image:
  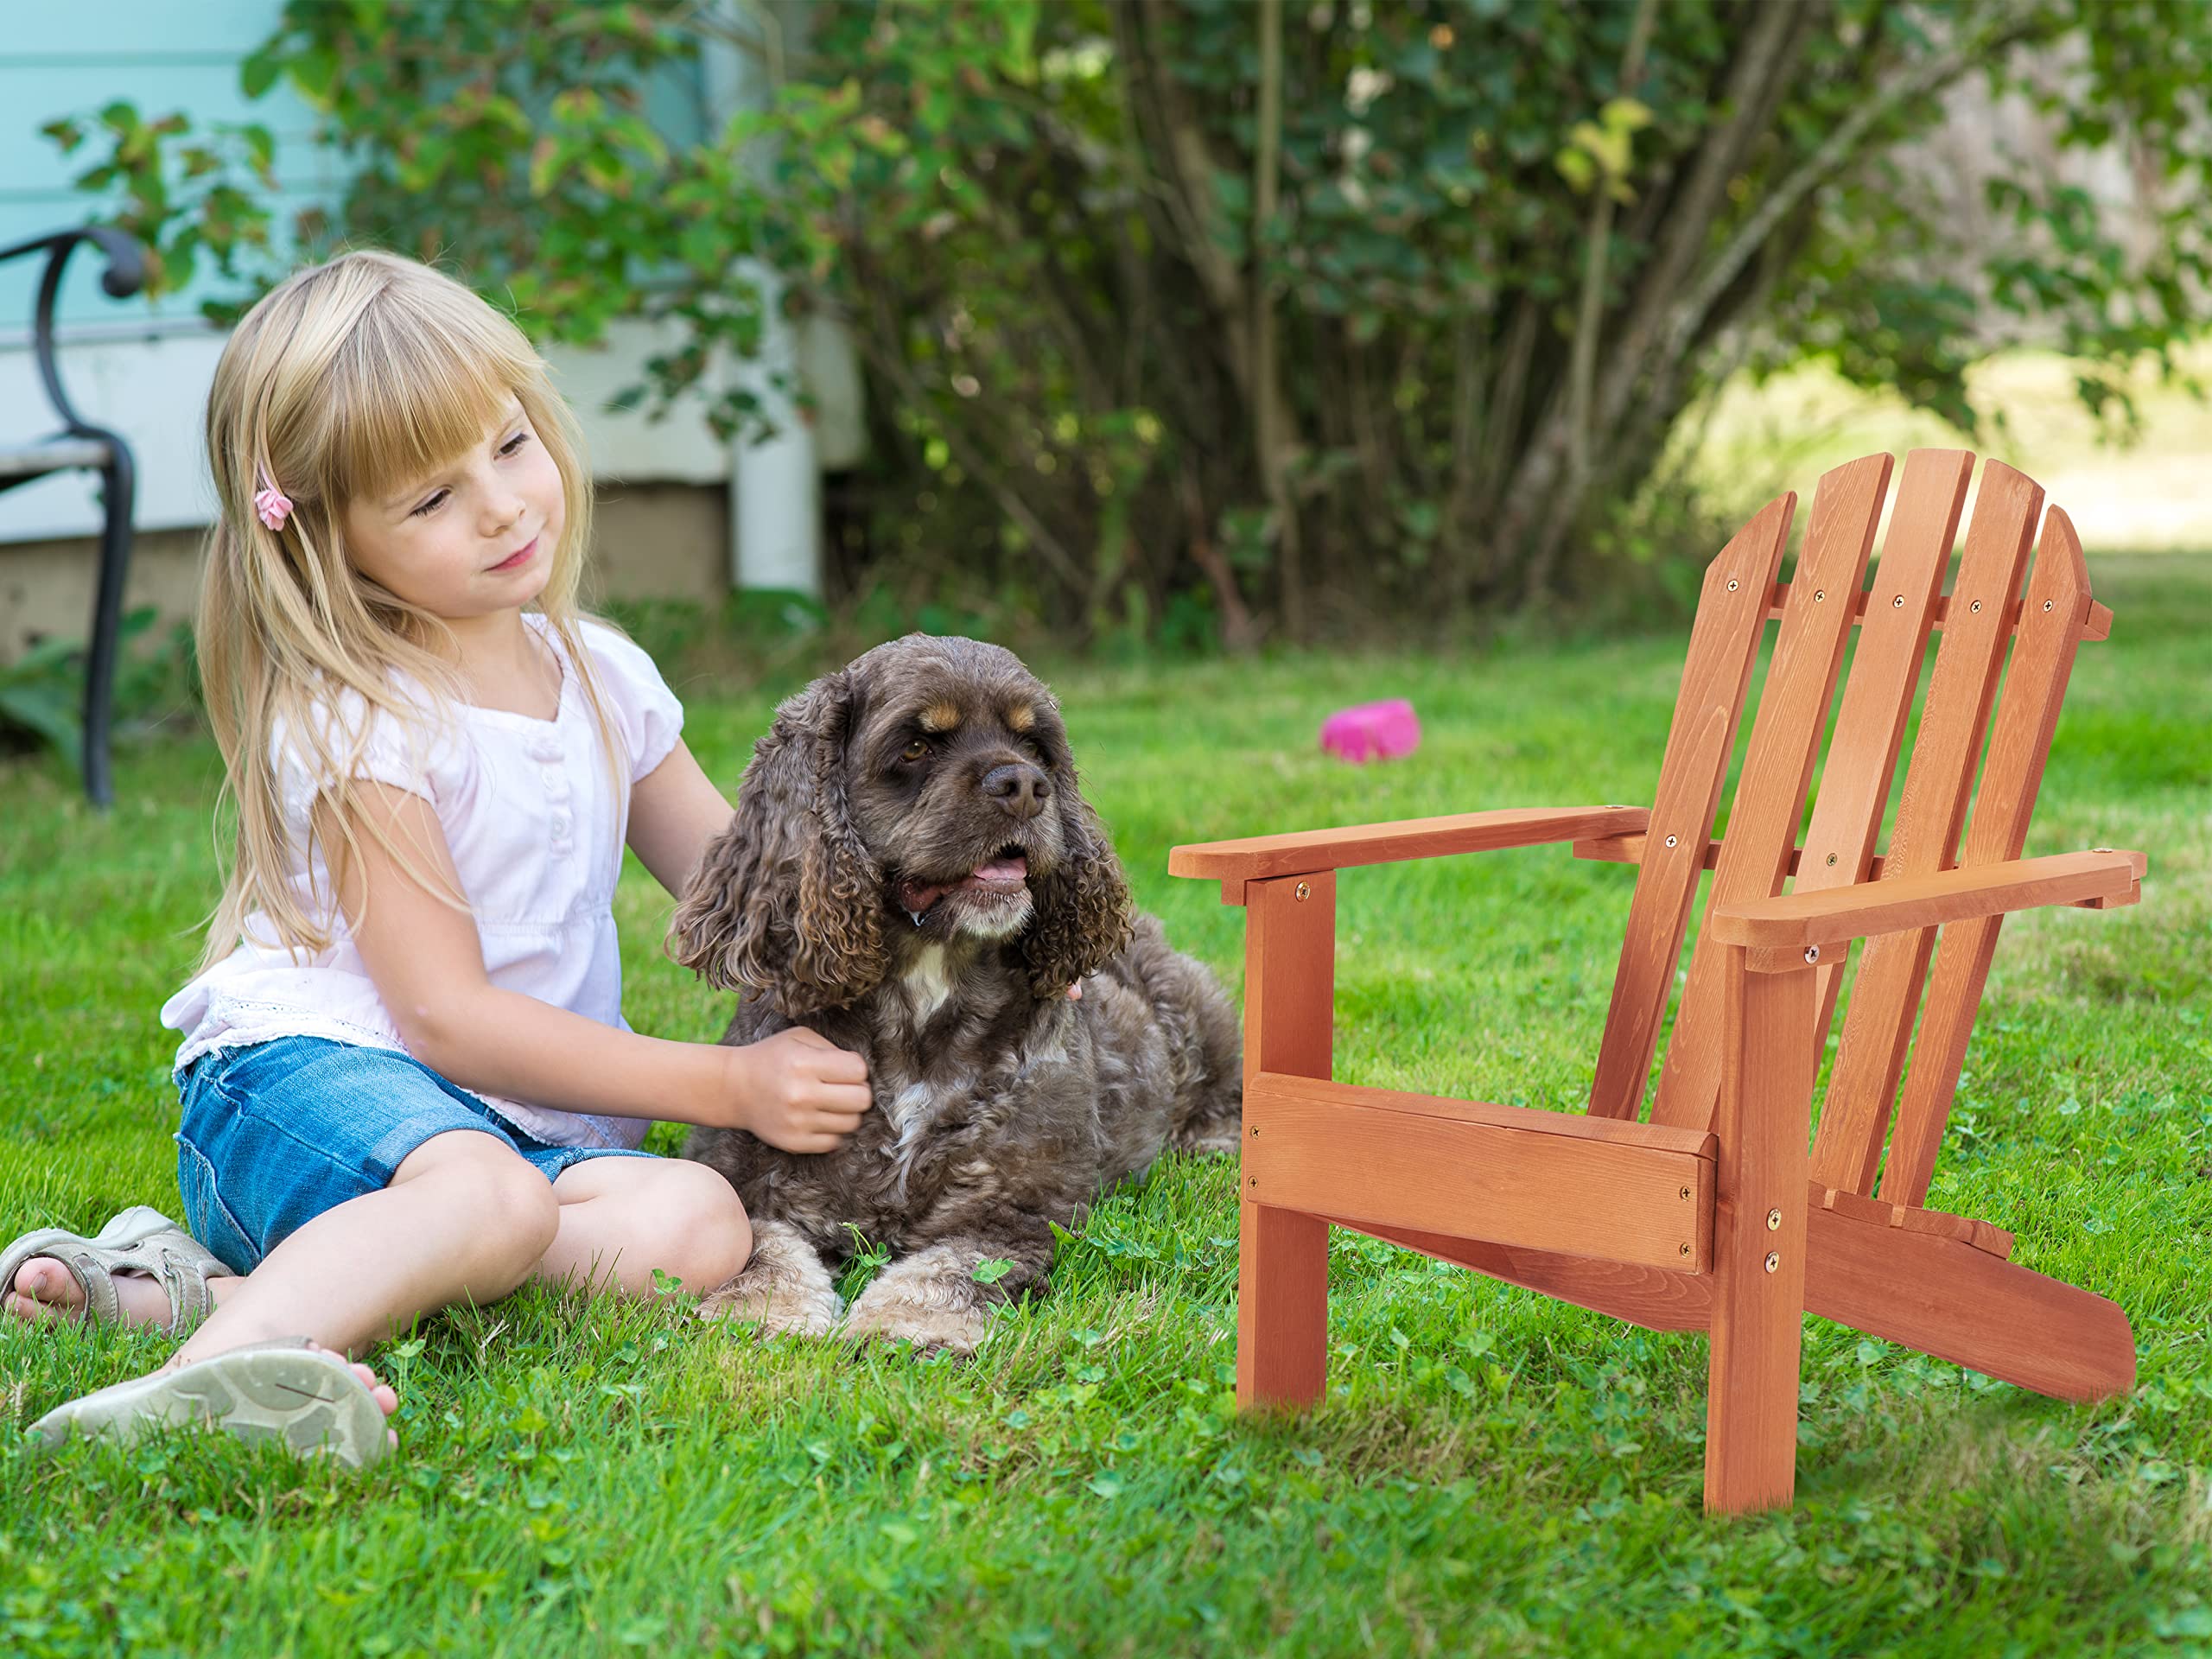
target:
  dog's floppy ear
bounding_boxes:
[667,668,887,1015]
[1022,771,1134,998]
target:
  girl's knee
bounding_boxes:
[403,1135,561,1274]
[648,1162,752,1286]
[483,1161,563,1267]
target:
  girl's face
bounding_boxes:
[341,398,564,629]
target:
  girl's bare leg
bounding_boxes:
[535,1156,752,1299]
[168,1128,560,1368]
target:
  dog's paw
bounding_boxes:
[842,1291,994,1355]
[698,1270,842,1338]
[1173,1122,1243,1156]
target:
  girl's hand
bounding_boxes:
[728,1027,870,1154]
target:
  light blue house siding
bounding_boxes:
[0,5,724,549]
[0,3,341,332]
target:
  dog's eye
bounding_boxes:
[899,740,931,763]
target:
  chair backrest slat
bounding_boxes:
[1808,461,2044,1192]
[1647,455,1891,1132]
[1586,493,1794,1122]
[1878,508,2092,1205]
[1791,449,1974,1043]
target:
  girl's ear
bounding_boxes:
[666,669,888,1014]
[1021,777,1133,998]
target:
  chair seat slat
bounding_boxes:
[0,437,112,477]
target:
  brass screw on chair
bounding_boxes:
[1665,834,1679,849]
[1971,599,1983,613]
[1892,594,1905,607]
[1826,852,1838,867]
[1803,945,1820,964]
[1680,1243,1692,1256]
[1726,578,1738,591]
[1766,1208,1782,1231]
[1679,1185,1692,1200]
[1294,880,1311,901]
[1764,1252,1781,1274]
[1814,589,1825,602]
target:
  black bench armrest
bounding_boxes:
[0,227,147,432]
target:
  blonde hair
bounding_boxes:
[196,248,626,970]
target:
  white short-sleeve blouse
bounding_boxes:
[161,615,683,1149]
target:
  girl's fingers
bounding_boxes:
[813,1084,873,1116]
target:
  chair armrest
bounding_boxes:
[0,226,144,291]
[0,226,147,435]
[1707,849,2145,961]
[1169,804,1649,900]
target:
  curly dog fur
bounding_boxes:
[671,634,1243,1352]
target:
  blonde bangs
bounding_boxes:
[193,248,622,974]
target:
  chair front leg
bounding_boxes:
[1704,945,1816,1512]
[1237,870,1336,1410]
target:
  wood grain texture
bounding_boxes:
[1761,586,2109,641]
[1169,804,1648,891]
[1805,1202,2135,1400]
[1710,849,2142,951]
[1243,1074,1713,1273]
[1704,953,1817,1513]
[1881,506,2097,1205]
[1329,1219,1713,1332]
[1586,492,1796,1121]
[1813,1181,2013,1258]
[1810,461,2044,1191]
[1654,455,1891,1135]
[1236,871,1336,1408]
[1793,449,1973,1039]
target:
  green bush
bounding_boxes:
[40,0,2212,643]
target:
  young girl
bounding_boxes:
[2,250,870,1464]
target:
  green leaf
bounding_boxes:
[970,1258,1014,1285]
[240,48,282,100]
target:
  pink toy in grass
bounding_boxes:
[1319,698,1421,763]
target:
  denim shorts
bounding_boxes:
[175,1036,658,1274]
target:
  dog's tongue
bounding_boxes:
[964,855,1028,887]
[899,855,1028,918]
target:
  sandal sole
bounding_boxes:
[31,1346,390,1468]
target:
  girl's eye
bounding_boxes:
[900,740,931,763]
[499,431,531,457]
[410,490,449,518]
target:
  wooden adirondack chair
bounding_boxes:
[1168,450,2145,1514]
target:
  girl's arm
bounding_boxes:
[625,738,734,900]
[317,783,867,1148]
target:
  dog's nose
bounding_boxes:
[981,760,1051,818]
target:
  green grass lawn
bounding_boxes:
[3,556,2209,1658]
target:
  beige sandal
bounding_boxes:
[29,1337,391,1468]
[0,1205,236,1335]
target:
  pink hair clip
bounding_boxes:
[253,467,294,532]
